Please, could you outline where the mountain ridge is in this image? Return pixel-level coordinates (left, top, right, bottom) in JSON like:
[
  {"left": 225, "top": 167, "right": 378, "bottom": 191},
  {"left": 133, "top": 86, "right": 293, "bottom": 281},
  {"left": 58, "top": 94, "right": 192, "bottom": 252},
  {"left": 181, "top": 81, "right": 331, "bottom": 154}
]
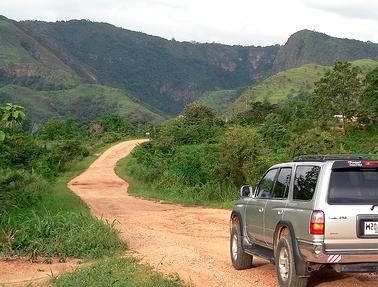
[{"left": 0, "top": 15, "right": 377, "bottom": 118}]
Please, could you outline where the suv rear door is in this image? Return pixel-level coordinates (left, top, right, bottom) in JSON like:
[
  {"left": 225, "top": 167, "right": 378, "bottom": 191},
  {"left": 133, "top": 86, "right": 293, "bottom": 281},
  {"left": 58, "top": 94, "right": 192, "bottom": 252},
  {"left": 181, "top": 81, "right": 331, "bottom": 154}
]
[
  {"left": 245, "top": 168, "right": 277, "bottom": 245},
  {"left": 323, "top": 161, "right": 378, "bottom": 252},
  {"left": 264, "top": 167, "right": 292, "bottom": 247}
]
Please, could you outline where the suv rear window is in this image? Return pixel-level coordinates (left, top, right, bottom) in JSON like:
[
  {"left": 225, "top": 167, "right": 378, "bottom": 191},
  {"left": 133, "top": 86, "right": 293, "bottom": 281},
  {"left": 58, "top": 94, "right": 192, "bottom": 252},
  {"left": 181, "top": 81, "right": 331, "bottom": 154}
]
[
  {"left": 293, "top": 166, "right": 320, "bottom": 201},
  {"left": 328, "top": 169, "right": 378, "bottom": 204}
]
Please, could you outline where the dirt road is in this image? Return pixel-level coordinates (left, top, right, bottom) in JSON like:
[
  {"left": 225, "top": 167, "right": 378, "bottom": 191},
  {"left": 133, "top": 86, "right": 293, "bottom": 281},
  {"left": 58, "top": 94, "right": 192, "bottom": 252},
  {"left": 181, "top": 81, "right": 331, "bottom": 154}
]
[{"left": 67, "top": 139, "right": 378, "bottom": 287}]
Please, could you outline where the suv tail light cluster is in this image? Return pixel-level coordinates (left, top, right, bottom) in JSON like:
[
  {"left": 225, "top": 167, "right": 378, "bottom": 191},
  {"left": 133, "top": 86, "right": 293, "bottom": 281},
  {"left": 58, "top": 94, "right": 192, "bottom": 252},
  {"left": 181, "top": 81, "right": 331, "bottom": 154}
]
[{"left": 310, "top": 210, "right": 324, "bottom": 235}]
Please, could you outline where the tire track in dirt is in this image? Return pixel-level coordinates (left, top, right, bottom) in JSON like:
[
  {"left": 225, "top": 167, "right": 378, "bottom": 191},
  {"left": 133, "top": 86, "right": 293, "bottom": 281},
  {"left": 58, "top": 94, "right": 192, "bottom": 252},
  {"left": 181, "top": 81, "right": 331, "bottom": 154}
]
[{"left": 64, "top": 139, "right": 377, "bottom": 287}]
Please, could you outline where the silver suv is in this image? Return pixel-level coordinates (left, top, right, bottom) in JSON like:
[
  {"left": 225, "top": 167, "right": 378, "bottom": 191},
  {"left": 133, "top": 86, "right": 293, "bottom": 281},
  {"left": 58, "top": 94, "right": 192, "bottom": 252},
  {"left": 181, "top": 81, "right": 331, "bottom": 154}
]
[{"left": 230, "top": 155, "right": 378, "bottom": 287}]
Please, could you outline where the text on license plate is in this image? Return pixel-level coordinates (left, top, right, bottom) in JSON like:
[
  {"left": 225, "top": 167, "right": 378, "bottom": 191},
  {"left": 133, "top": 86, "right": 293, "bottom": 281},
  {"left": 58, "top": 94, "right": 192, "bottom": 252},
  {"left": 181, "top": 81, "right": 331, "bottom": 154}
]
[{"left": 364, "top": 221, "right": 378, "bottom": 235}]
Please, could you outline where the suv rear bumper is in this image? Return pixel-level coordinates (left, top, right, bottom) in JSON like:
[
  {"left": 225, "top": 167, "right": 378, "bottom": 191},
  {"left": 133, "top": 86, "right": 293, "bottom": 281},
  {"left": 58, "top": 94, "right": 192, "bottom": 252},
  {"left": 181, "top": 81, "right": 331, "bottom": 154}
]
[{"left": 298, "top": 239, "right": 378, "bottom": 264}]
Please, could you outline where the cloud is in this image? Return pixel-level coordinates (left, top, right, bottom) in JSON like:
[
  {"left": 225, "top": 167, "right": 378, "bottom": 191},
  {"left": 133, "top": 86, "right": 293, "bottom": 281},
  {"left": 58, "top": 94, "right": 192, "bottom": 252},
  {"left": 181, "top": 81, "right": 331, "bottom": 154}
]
[
  {"left": 304, "top": 0, "right": 378, "bottom": 21},
  {"left": 0, "top": 0, "right": 377, "bottom": 45}
]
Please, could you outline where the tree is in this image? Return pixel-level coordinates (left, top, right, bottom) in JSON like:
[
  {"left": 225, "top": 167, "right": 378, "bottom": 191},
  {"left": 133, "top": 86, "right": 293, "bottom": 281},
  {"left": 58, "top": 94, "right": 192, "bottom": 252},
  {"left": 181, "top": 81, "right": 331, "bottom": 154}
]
[
  {"left": 289, "top": 128, "right": 340, "bottom": 158},
  {"left": 0, "top": 103, "right": 26, "bottom": 141},
  {"left": 360, "top": 67, "right": 378, "bottom": 124},
  {"left": 218, "top": 126, "right": 265, "bottom": 186},
  {"left": 182, "top": 103, "right": 215, "bottom": 124},
  {"left": 233, "top": 101, "right": 278, "bottom": 125},
  {"left": 311, "top": 61, "right": 363, "bottom": 134}
]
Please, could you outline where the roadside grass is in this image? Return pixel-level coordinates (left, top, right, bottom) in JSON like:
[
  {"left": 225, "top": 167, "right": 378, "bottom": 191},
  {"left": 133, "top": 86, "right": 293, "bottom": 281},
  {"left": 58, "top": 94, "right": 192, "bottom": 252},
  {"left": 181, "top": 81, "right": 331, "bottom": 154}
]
[
  {"left": 115, "top": 156, "right": 236, "bottom": 209},
  {"left": 0, "top": 143, "right": 126, "bottom": 260},
  {"left": 52, "top": 257, "right": 187, "bottom": 287}
]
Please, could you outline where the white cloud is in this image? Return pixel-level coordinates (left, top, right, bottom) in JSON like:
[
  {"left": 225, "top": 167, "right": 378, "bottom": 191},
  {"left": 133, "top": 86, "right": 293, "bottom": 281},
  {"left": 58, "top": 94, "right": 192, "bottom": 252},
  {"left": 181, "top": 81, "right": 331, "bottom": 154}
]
[
  {"left": 303, "top": 0, "right": 378, "bottom": 21},
  {"left": 0, "top": 0, "right": 377, "bottom": 45}
]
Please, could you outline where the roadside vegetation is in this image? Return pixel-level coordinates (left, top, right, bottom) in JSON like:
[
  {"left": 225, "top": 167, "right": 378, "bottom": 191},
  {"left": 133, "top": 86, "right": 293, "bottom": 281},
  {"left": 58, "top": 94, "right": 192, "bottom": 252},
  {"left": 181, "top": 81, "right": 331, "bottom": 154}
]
[
  {"left": 53, "top": 257, "right": 186, "bottom": 287},
  {"left": 0, "top": 108, "right": 187, "bottom": 286},
  {"left": 0, "top": 112, "right": 136, "bottom": 260},
  {"left": 118, "top": 62, "right": 378, "bottom": 208}
]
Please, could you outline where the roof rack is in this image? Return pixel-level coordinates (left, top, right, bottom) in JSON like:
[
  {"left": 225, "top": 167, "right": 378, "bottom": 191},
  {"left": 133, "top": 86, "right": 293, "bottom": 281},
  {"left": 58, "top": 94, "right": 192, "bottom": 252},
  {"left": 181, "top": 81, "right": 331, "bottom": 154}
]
[{"left": 294, "top": 154, "right": 377, "bottom": 162}]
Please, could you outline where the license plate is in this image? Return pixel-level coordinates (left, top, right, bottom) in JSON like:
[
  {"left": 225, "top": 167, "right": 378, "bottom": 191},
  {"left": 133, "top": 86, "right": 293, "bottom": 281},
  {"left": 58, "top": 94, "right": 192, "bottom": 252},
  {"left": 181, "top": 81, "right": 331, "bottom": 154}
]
[{"left": 364, "top": 221, "right": 378, "bottom": 235}]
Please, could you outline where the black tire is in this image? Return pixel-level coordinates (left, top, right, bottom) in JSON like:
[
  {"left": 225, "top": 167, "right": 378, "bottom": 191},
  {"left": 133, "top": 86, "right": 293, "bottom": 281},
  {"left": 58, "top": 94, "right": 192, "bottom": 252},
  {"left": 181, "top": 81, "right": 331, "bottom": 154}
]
[
  {"left": 230, "top": 219, "right": 253, "bottom": 270},
  {"left": 275, "top": 234, "right": 308, "bottom": 287}
]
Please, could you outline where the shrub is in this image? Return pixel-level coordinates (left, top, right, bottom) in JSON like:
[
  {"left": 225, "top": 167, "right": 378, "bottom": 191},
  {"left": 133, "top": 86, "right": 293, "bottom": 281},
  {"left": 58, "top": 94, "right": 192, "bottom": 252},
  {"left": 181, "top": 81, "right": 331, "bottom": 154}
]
[
  {"left": 219, "top": 126, "right": 266, "bottom": 186},
  {"left": 1, "top": 212, "right": 125, "bottom": 259}
]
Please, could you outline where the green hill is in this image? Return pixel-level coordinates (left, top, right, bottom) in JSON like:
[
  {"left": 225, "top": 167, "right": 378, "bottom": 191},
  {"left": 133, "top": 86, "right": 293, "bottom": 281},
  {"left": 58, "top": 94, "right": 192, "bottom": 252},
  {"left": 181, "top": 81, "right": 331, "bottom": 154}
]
[
  {"left": 228, "top": 59, "right": 378, "bottom": 116},
  {"left": 1, "top": 15, "right": 378, "bottom": 118},
  {"left": 17, "top": 19, "right": 279, "bottom": 115},
  {"left": 196, "top": 89, "right": 242, "bottom": 113},
  {"left": 0, "top": 84, "right": 165, "bottom": 124},
  {"left": 0, "top": 17, "right": 80, "bottom": 90}
]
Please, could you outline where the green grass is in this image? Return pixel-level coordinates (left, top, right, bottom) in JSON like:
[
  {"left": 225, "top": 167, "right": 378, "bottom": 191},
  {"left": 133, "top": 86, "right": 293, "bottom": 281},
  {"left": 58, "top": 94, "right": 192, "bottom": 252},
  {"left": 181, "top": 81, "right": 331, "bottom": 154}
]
[
  {"left": 228, "top": 59, "right": 378, "bottom": 116},
  {"left": 115, "top": 156, "right": 236, "bottom": 209},
  {"left": 0, "top": 142, "right": 126, "bottom": 259},
  {"left": 53, "top": 257, "right": 187, "bottom": 287},
  {"left": 0, "top": 84, "right": 165, "bottom": 124}
]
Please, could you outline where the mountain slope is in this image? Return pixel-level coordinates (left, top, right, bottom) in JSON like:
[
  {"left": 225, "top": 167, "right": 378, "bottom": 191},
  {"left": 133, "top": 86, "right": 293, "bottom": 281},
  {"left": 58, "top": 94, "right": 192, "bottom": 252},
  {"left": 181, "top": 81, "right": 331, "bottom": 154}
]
[
  {"left": 1, "top": 16, "right": 378, "bottom": 117},
  {"left": 273, "top": 30, "right": 378, "bottom": 72},
  {"left": 0, "top": 16, "right": 80, "bottom": 90},
  {"left": 229, "top": 59, "right": 378, "bottom": 116},
  {"left": 17, "top": 19, "right": 279, "bottom": 115},
  {"left": 0, "top": 84, "right": 164, "bottom": 124},
  {"left": 196, "top": 89, "right": 242, "bottom": 113}
]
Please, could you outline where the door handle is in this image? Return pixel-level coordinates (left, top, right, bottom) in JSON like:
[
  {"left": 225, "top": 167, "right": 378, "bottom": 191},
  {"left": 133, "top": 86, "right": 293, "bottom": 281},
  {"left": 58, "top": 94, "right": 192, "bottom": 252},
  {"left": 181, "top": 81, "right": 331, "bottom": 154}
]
[
  {"left": 258, "top": 208, "right": 264, "bottom": 213},
  {"left": 277, "top": 210, "right": 284, "bottom": 215}
]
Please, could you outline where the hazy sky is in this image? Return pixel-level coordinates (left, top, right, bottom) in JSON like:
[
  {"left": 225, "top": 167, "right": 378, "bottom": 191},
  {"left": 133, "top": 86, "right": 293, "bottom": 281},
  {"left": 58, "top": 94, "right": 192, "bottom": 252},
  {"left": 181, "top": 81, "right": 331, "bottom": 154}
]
[{"left": 0, "top": 0, "right": 377, "bottom": 46}]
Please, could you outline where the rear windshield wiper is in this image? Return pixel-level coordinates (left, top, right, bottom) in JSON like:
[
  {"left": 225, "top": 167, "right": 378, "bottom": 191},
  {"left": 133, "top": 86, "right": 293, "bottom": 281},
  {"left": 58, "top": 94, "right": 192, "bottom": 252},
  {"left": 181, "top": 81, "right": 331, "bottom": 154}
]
[{"left": 371, "top": 204, "right": 378, "bottom": 211}]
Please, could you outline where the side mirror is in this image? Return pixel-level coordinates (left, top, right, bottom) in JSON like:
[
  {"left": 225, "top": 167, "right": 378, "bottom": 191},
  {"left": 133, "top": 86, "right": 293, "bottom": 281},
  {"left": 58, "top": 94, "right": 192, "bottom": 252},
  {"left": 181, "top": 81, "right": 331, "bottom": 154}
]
[{"left": 240, "top": 185, "right": 253, "bottom": 198}]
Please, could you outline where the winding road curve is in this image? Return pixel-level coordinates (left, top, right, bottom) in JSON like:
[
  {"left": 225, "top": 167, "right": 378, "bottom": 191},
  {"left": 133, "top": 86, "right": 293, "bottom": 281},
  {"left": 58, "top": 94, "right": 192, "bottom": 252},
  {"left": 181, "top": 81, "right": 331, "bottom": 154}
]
[{"left": 66, "top": 139, "right": 377, "bottom": 287}]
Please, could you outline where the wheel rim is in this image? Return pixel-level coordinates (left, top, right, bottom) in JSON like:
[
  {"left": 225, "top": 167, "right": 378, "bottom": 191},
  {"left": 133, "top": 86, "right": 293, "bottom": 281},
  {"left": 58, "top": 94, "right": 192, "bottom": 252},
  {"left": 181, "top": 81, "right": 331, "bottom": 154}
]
[
  {"left": 232, "top": 233, "right": 238, "bottom": 261},
  {"left": 278, "top": 246, "right": 289, "bottom": 281}
]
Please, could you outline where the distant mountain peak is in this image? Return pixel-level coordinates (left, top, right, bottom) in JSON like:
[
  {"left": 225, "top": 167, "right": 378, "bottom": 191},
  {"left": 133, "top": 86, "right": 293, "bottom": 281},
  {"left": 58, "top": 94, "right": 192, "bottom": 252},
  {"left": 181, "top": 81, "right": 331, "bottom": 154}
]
[{"left": 273, "top": 30, "right": 378, "bottom": 71}]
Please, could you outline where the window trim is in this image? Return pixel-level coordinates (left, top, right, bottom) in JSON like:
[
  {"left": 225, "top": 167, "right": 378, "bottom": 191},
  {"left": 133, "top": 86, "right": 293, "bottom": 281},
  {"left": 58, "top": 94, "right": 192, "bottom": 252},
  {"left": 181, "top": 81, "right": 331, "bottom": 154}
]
[
  {"left": 292, "top": 165, "right": 321, "bottom": 202},
  {"left": 271, "top": 167, "right": 293, "bottom": 200},
  {"left": 255, "top": 168, "right": 278, "bottom": 199}
]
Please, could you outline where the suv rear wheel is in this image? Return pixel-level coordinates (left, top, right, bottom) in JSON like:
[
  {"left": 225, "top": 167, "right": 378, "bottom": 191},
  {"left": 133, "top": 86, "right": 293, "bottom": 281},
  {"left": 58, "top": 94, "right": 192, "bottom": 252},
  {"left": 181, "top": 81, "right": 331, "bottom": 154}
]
[
  {"left": 275, "top": 234, "right": 308, "bottom": 287},
  {"left": 230, "top": 219, "right": 253, "bottom": 270}
]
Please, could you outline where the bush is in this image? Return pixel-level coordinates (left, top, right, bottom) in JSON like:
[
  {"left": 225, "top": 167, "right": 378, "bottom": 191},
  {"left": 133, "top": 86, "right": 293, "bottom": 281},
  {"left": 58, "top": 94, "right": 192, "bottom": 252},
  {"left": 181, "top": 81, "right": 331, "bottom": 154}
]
[
  {"left": 96, "top": 114, "right": 134, "bottom": 134},
  {"left": 0, "top": 127, "right": 44, "bottom": 170},
  {"left": 1, "top": 212, "right": 125, "bottom": 259},
  {"left": 0, "top": 169, "right": 45, "bottom": 214},
  {"left": 38, "top": 119, "right": 88, "bottom": 141},
  {"left": 289, "top": 128, "right": 341, "bottom": 158},
  {"left": 219, "top": 126, "right": 266, "bottom": 186}
]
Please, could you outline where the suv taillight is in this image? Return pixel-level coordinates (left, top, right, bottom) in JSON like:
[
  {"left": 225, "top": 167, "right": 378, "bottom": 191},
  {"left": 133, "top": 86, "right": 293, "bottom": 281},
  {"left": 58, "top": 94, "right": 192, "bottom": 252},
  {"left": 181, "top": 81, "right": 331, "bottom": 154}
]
[{"left": 310, "top": 210, "right": 324, "bottom": 235}]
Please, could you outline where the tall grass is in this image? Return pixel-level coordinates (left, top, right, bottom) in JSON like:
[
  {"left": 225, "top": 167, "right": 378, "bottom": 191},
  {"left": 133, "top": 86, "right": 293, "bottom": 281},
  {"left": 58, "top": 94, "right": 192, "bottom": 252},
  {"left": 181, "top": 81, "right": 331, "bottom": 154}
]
[
  {"left": 116, "top": 156, "right": 237, "bottom": 209},
  {"left": 1, "top": 212, "right": 124, "bottom": 260},
  {"left": 0, "top": 143, "right": 125, "bottom": 259}
]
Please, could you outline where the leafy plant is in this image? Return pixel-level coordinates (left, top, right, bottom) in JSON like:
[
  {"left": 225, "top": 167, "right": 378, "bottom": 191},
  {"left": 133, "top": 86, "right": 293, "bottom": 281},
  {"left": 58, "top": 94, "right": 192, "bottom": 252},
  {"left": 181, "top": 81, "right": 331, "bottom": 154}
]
[{"left": 0, "top": 103, "right": 25, "bottom": 141}]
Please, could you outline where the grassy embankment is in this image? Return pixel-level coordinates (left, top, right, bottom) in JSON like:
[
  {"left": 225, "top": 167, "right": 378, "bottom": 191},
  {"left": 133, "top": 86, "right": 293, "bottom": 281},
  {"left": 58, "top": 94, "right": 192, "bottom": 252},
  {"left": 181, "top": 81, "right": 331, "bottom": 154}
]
[
  {"left": 0, "top": 137, "right": 186, "bottom": 287},
  {"left": 116, "top": 150, "right": 237, "bottom": 210},
  {"left": 0, "top": 142, "right": 125, "bottom": 260}
]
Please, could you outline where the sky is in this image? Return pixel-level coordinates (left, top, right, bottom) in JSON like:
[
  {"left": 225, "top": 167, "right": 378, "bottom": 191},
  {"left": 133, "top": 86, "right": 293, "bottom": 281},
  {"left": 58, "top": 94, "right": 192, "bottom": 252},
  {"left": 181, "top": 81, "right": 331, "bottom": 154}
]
[{"left": 0, "top": 0, "right": 377, "bottom": 46}]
